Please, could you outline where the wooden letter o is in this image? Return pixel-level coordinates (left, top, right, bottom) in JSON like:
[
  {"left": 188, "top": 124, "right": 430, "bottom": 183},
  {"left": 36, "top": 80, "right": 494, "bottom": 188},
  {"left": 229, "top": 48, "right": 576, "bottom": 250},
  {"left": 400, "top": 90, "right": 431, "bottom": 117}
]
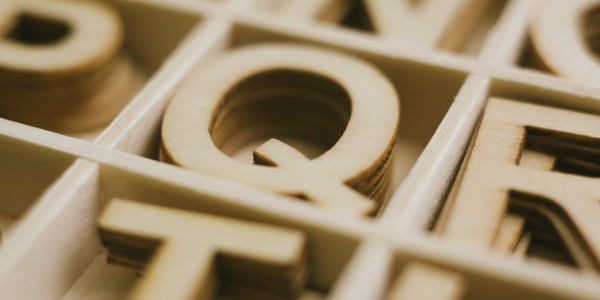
[
  {"left": 530, "top": 0, "right": 600, "bottom": 84},
  {"left": 0, "top": 0, "right": 142, "bottom": 133},
  {"left": 0, "top": 0, "right": 123, "bottom": 81},
  {"left": 161, "top": 43, "right": 399, "bottom": 216}
]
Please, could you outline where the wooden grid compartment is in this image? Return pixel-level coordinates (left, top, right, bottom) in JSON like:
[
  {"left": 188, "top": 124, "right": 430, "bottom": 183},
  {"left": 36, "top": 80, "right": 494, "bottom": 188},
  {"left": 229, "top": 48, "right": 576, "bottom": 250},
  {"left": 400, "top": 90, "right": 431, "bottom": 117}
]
[
  {"left": 0, "top": 0, "right": 202, "bottom": 141},
  {"left": 1, "top": 0, "right": 600, "bottom": 299},
  {"left": 0, "top": 133, "right": 77, "bottom": 234}
]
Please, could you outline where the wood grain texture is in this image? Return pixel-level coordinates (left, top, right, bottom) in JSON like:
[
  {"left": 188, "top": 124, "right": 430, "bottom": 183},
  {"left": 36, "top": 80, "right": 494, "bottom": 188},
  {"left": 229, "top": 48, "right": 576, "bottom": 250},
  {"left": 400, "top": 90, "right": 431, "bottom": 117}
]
[
  {"left": 0, "top": 0, "right": 144, "bottom": 133},
  {"left": 386, "top": 262, "right": 465, "bottom": 300},
  {"left": 98, "top": 198, "right": 308, "bottom": 300},
  {"left": 161, "top": 43, "right": 399, "bottom": 216},
  {"left": 364, "top": 0, "right": 492, "bottom": 47},
  {"left": 441, "top": 98, "right": 600, "bottom": 271},
  {"left": 277, "top": 0, "right": 496, "bottom": 49},
  {"left": 529, "top": 0, "right": 600, "bottom": 85},
  {"left": 0, "top": 1, "right": 599, "bottom": 299}
]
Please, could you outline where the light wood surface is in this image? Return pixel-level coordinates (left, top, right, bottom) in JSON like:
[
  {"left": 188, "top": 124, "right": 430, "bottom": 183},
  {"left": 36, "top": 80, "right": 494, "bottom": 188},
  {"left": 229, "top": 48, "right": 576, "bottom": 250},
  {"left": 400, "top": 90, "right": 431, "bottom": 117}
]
[
  {"left": 364, "top": 0, "right": 493, "bottom": 47},
  {"left": 276, "top": 0, "right": 497, "bottom": 50},
  {"left": 0, "top": 0, "right": 122, "bottom": 74},
  {"left": 386, "top": 262, "right": 465, "bottom": 300},
  {"left": 529, "top": 0, "right": 600, "bottom": 86},
  {"left": 493, "top": 214, "right": 526, "bottom": 255},
  {"left": 0, "top": 0, "right": 144, "bottom": 133},
  {"left": 99, "top": 198, "right": 308, "bottom": 300},
  {"left": 0, "top": 0, "right": 600, "bottom": 300},
  {"left": 441, "top": 98, "right": 600, "bottom": 271},
  {"left": 62, "top": 251, "right": 138, "bottom": 300},
  {"left": 0, "top": 0, "right": 145, "bottom": 134},
  {"left": 161, "top": 43, "right": 398, "bottom": 216}
]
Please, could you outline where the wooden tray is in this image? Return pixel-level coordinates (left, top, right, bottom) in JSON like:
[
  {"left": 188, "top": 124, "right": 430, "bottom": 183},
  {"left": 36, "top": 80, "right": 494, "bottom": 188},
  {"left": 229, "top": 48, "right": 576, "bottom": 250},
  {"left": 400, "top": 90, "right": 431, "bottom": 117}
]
[{"left": 1, "top": 0, "right": 600, "bottom": 299}]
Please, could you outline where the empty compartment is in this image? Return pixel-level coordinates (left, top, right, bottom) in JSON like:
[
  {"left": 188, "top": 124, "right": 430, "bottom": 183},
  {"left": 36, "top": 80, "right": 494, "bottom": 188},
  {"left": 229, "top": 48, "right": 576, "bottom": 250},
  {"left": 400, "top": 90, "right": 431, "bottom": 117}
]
[{"left": 0, "top": 133, "right": 77, "bottom": 236}]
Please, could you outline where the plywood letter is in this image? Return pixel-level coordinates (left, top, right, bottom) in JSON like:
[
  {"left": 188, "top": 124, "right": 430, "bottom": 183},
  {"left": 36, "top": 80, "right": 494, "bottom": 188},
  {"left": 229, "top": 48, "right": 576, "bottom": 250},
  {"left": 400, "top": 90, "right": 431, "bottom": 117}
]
[
  {"left": 442, "top": 98, "right": 600, "bottom": 269},
  {"left": 278, "top": 0, "right": 494, "bottom": 48},
  {"left": 530, "top": 0, "right": 600, "bottom": 85},
  {"left": 0, "top": 0, "right": 142, "bottom": 133},
  {"left": 161, "top": 44, "right": 399, "bottom": 216},
  {"left": 98, "top": 199, "right": 308, "bottom": 300}
]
